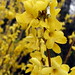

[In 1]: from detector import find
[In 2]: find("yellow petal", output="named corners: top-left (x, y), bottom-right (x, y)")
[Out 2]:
top-left (55, 8), bottom-right (61, 16)
top-left (54, 31), bottom-right (67, 44)
top-left (30, 28), bottom-right (37, 37)
top-left (30, 51), bottom-right (42, 60)
top-left (16, 12), bottom-right (33, 29)
top-left (46, 38), bottom-right (54, 49)
top-left (44, 30), bottom-right (50, 39)
top-left (40, 39), bottom-right (46, 51)
top-left (70, 67), bottom-right (75, 75)
top-left (40, 20), bottom-right (49, 28)
top-left (68, 32), bottom-right (75, 39)
top-left (56, 36), bottom-right (67, 44)
top-left (72, 46), bottom-right (75, 50)
top-left (35, 1), bottom-right (47, 11)
top-left (25, 64), bottom-right (33, 73)
top-left (49, 0), bottom-right (58, 17)
top-left (51, 0), bottom-right (58, 7)
top-left (71, 67), bottom-right (75, 70)
top-left (23, 0), bottom-right (32, 14)
top-left (51, 59), bottom-right (60, 69)
top-left (52, 43), bottom-right (61, 53)
top-left (58, 69), bottom-right (69, 75)
top-left (24, 0), bottom-right (38, 18)
top-left (29, 58), bottom-right (41, 66)
top-left (40, 39), bottom-right (46, 58)
top-left (52, 56), bottom-right (62, 65)
top-left (41, 67), bottom-right (52, 74)
top-left (61, 64), bottom-right (70, 72)
top-left (25, 67), bottom-right (33, 73)
top-left (69, 39), bottom-right (72, 44)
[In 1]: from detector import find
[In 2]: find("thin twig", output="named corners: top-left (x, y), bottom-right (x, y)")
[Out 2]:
top-left (18, 70), bottom-right (22, 75)
top-left (41, 58), bottom-right (45, 65)
top-left (64, 39), bottom-right (74, 64)
top-left (0, 41), bottom-right (12, 68)
top-left (18, 56), bottom-right (23, 64)
top-left (47, 49), bottom-right (51, 67)
top-left (18, 30), bottom-right (24, 40)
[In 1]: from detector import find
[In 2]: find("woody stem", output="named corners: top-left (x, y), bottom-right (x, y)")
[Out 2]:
top-left (47, 49), bottom-right (51, 67)
top-left (64, 39), bottom-right (74, 64)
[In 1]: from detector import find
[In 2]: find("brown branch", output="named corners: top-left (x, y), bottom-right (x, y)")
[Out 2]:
top-left (0, 41), bottom-right (12, 69)
top-left (18, 56), bottom-right (23, 64)
top-left (64, 38), bottom-right (75, 64)
top-left (41, 58), bottom-right (45, 65)
top-left (47, 49), bottom-right (51, 67)
top-left (18, 30), bottom-right (24, 40)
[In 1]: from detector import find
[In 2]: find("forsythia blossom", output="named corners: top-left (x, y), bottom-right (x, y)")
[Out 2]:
top-left (0, 0), bottom-right (74, 75)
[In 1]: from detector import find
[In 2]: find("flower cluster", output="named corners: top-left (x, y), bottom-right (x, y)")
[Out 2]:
top-left (0, 0), bottom-right (75, 75)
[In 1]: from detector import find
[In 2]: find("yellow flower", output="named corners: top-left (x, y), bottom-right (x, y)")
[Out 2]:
top-left (65, 14), bottom-right (71, 20)
top-left (68, 32), bottom-right (75, 50)
top-left (21, 63), bottom-right (26, 70)
top-left (25, 58), bottom-right (41, 73)
top-left (5, 10), bottom-right (15, 19)
top-left (26, 58), bottom-right (51, 75)
top-left (26, 56), bottom-right (69, 75)
top-left (23, 34), bottom-right (39, 50)
top-left (45, 56), bottom-right (69, 75)
top-left (44, 30), bottom-right (67, 53)
top-left (68, 32), bottom-right (75, 39)
top-left (68, 32), bottom-right (75, 44)
top-left (23, 0), bottom-right (49, 18)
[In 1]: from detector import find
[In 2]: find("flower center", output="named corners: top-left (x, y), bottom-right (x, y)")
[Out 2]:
top-left (53, 69), bottom-right (57, 73)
